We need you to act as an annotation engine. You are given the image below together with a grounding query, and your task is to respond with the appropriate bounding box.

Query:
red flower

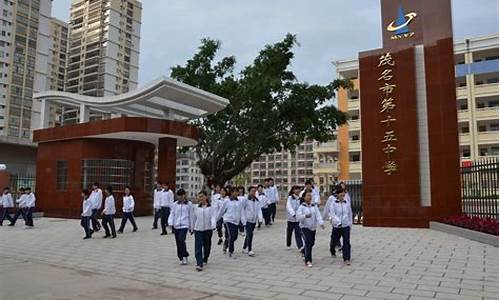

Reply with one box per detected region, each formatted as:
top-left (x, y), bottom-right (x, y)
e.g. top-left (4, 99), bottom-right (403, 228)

top-left (438, 215), bottom-right (498, 236)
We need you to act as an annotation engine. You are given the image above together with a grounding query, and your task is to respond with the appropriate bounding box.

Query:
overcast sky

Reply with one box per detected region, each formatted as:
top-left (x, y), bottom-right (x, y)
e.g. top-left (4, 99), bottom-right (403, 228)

top-left (52, 0), bottom-right (498, 86)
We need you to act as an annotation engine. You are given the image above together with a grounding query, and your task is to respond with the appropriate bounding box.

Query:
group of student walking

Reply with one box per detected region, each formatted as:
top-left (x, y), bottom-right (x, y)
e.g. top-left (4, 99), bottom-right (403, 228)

top-left (0, 187), bottom-right (36, 228)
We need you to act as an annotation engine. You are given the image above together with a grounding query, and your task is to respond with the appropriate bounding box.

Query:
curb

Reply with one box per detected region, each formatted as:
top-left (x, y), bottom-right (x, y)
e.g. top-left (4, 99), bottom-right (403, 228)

top-left (429, 221), bottom-right (498, 247)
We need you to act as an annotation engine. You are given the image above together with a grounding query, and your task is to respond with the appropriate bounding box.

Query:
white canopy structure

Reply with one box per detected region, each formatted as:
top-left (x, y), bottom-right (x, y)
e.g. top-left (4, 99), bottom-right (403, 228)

top-left (34, 76), bottom-right (229, 128)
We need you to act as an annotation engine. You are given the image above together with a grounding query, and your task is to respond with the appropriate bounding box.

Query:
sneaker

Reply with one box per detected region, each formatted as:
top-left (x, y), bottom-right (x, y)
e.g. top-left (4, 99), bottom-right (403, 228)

top-left (133, 227), bottom-right (138, 232)
top-left (103, 235), bottom-right (110, 238)
top-left (196, 266), bottom-right (203, 272)
top-left (344, 260), bottom-right (351, 266)
top-left (152, 226), bottom-right (158, 230)
top-left (298, 247), bottom-right (304, 254)
top-left (248, 251), bottom-right (255, 257)
top-left (240, 232), bottom-right (245, 237)
top-left (306, 262), bottom-right (313, 268)
top-left (242, 249), bottom-right (248, 254)
top-left (83, 236), bottom-right (91, 239)
top-left (331, 254), bottom-right (337, 258)
top-left (228, 253), bottom-right (232, 258)
top-left (160, 232), bottom-right (167, 236)
top-left (179, 260), bottom-right (184, 265)
top-left (111, 235), bottom-right (117, 239)
top-left (8, 223), bottom-right (14, 226)
top-left (217, 238), bottom-right (223, 245)
top-left (183, 257), bottom-right (189, 265)
top-left (287, 246), bottom-right (292, 251)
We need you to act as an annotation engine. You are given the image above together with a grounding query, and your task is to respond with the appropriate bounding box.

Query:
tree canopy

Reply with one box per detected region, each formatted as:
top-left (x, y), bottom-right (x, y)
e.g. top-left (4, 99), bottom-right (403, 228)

top-left (170, 33), bottom-right (351, 186)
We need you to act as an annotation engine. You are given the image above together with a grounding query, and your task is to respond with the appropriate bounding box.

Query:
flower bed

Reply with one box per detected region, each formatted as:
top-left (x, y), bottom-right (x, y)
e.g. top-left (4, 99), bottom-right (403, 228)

top-left (438, 215), bottom-right (498, 236)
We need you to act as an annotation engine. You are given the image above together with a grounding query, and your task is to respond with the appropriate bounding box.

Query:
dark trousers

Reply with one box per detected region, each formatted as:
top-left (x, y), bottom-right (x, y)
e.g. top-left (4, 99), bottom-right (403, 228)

top-left (80, 216), bottom-right (91, 237)
top-left (194, 230), bottom-right (212, 267)
top-left (91, 209), bottom-right (101, 231)
top-left (243, 222), bottom-right (256, 252)
top-left (331, 227), bottom-right (351, 261)
top-left (301, 228), bottom-right (316, 263)
top-left (152, 208), bottom-right (161, 228)
top-left (239, 221), bottom-right (245, 233)
top-left (261, 207), bottom-right (271, 225)
top-left (269, 203), bottom-right (277, 222)
top-left (223, 222), bottom-right (239, 254)
top-left (119, 212), bottom-right (137, 231)
top-left (10, 207), bottom-right (26, 225)
top-left (25, 207), bottom-right (33, 226)
top-left (0, 207), bottom-right (13, 224)
top-left (160, 206), bottom-right (170, 234)
top-left (174, 228), bottom-right (189, 261)
top-left (102, 214), bottom-right (116, 237)
top-left (216, 219), bottom-right (223, 238)
top-left (286, 221), bottom-right (303, 249)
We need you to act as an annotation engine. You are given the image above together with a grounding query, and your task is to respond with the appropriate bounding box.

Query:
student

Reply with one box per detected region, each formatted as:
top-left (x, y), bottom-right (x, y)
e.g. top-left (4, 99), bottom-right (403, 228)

top-left (160, 182), bottom-right (174, 236)
top-left (286, 185), bottom-right (304, 251)
top-left (152, 181), bottom-right (163, 230)
top-left (0, 187), bottom-right (14, 226)
top-left (264, 178), bottom-right (279, 224)
top-left (237, 186), bottom-right (246, 236)
top-left (192, 191), bottom-right (216, 271)
top-left (212, 185), bottom-right (225, 245)
top-left (118, 186), bottom-right (138, 233)
top-left (217, 186), bottom-right (243, 258)
top-left (241, 186), bottom-right (263, 257)
top-left (300, 180), bottom-right (321, 206)
top-left (9, 188), bottom-right (26, 226)
top-left (297, 189), bottom-right (324, 268)
top-left (89, 183), bottom-right (103, 232)
top-left (257, 185), bottom-right (270, 227)
top-left (81, 189), bottom-right (93, 239)
top-left (101, 186), bottom-right (117, 238)
top-left (24, 187), bottom-right (36, 228)
top-left (168, 189), bottom-right (192, 265)
top-left (339, 182), bottom-right (351, 204)
top-left (323, 188), bottom-right (341, 251)
top-left (326, 186), bottom-right (352, 265)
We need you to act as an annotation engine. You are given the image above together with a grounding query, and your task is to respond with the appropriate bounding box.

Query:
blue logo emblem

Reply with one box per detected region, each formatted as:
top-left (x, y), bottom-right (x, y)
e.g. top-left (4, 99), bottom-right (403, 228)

top-left (386, 4), bottom-right (417, 39)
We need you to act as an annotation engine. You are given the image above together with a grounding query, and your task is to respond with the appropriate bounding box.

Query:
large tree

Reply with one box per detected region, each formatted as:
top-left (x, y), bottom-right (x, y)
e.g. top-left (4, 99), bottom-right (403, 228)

top-left (170, 34), bottom-right (351, 186)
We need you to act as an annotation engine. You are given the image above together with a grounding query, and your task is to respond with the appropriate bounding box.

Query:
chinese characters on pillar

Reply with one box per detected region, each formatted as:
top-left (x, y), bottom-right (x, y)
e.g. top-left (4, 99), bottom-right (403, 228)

top-left (378, 53), bottom-right (398, 175)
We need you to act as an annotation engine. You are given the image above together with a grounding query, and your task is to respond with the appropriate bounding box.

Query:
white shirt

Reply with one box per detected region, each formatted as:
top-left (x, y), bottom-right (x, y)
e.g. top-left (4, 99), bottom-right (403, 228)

top-left (122, 195), bottom-right (135, 213)
top-left (241, 196), bottom-right (263, 225)
top-left (257, 192), bottom-right (269, 208)
top-left (1, 193), bottom-right (14, 208)
top-left (286, 194), bottom-right (301, 222)
top-left (90, 189), bottom-right (103, 210)
top-left (325, 197), bottom-right (353, 228)
top-left (217, 197), bottom-right (243, 225)
top-left (211, 193), bottom-right (224, 215)
top-left (192, 205), bottom-right (216, 231)
top-left (168, 201), bottom-right (192, 230)
top-left (103, 195), bottom-right (116, 215)
top-left (153, 188), bottom-right (163, 209)
top-left (297, 203), bottom-right (324, 231)
top-left (25, 192), bottom-right (36, 208)
top-left (264, 186), bottom-right (279, 204)
top-left (81, 198), bottom-right (93, 217)
top-left (16, 194), bottom-right (27, 208)
top-left (300, 187), bottom-right (321, 206)
top-left (160, 189), bottom-right (174, 208)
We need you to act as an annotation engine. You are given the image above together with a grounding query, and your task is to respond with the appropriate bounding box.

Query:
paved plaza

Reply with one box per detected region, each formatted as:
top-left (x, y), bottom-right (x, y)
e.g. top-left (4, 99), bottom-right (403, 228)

top-left (0, 215), bottom-right (498, 300)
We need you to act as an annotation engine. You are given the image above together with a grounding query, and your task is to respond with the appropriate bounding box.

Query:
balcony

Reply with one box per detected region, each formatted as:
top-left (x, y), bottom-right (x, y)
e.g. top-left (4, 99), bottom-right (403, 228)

top-left (349, 140), bottom-right (361, 151)
top-left (475, 106), bottom-right (499, 121)
top-left (455, 86), bottom-right (467, 98)
top-left (474, 83), bottom-right (499, 96)
top-left (348, 98), bottom-right (360, 110)
top-left (459, 133), bottom-right (471, 145)
top-left (313, 162), bottom-right (338, 174)
top-left (314, 141), bottom-right (338, 153)
top-left (350, 161), bottom-right (362, 172)
top-left (477, 131), bottom-right (499, 143)
top-left (349, 119), bottom-right (361, 131)
top-left (457, 109), bottom-right (469, 122)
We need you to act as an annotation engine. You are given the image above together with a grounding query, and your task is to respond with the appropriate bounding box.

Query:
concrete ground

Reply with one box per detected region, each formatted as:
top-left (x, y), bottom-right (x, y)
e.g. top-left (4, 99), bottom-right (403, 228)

top-left (0, 216), bottom-right (498, 300)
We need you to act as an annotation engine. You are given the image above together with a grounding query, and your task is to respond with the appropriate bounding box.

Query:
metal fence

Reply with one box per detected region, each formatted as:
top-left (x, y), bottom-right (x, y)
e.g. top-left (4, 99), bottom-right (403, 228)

top-left (345, 179), bottom-right (363, 224)
top-left (9, 174), bottom-right (37, 199)
top-left (461, 158), bottom-right (499, 220)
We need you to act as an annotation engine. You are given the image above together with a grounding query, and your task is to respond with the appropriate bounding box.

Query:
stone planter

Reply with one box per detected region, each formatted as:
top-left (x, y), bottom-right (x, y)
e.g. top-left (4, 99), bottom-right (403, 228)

top-left (429, 221), bottom-right (498, 247)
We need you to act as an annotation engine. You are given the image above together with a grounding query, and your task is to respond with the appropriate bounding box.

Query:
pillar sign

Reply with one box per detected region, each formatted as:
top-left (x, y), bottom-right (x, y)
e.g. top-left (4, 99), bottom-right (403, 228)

top-left (359, 0), bottom-right (461, 228)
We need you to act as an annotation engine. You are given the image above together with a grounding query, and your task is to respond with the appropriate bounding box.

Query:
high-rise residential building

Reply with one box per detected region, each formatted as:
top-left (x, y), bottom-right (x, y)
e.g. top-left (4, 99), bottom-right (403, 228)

top-left (66, 0), bottom-right (142, 97)
top-left (328, 34), bottom-right (499, 181)
top-left (176, 149), bottom-right (205, 199)
top-left (48, 17), bottom-right (68, 91)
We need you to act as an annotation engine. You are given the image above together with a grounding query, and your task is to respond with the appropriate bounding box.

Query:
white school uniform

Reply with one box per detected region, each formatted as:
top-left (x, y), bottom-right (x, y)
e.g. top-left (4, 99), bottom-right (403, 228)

top-left (25, 192), bottom-right (36, 208)
top-left (286, 194), bottom-right (301, 222)
top-left (82, 198), bottom-right (93, 217)
top-left (264, 186), bottom-right (279, 204)
top-left (217, 197), bottom-right (243, 225)
top-left (168, 201), bottom-right (193, 230)
top-left (16, 194), bottom-right (27, 208)
top-left (192, 205), bottom-right (216, 231)
top-left (300, 187), bottom-right (321, 206)
top-left (257, 192), bottom-right (270, 208)
top-left (90, 189), bottom-right (103, 210)
top-left (211, 193), bottom-right (224, 215)
top-left (1, 193), bottom-right (14, 208)
top-left (103, 195), bottom-right (116, 215)
top-left (296, 203), bottom-right (324, 231)
top-left (160, 189), bottom-right (174, 208)
top-left (153, 188), bottom-right (163, 209)
top-left (241, 196), bottom-right (263, 225)
top-left (122, 195), bottom-right (135, 213)
top-left (326, 199), bottom-right (353, 228)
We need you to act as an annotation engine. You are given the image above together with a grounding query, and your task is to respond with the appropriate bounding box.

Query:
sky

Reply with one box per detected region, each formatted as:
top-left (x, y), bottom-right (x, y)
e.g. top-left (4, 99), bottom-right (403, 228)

top-left (51, 0), bottom-right (499, 86)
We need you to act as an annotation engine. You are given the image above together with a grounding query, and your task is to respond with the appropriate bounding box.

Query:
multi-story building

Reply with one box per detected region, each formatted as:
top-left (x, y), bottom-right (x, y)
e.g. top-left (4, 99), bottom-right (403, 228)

top-left (176, 149), bottom-right (205, 199)
top-left (66, 0), bottom-right (141, 97)
top-left (48, 17), bottom-right (68, 91)
top-left (329, 34), bottom-right (499, 180)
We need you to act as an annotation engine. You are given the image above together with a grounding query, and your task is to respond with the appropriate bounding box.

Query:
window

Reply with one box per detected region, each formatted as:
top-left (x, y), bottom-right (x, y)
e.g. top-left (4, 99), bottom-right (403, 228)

top-left (81, 159), bottom-right (134, 191)
top-left (143, 161), bottom-right (152, 193)
top-left (56, 160), bottom-right (68, 191)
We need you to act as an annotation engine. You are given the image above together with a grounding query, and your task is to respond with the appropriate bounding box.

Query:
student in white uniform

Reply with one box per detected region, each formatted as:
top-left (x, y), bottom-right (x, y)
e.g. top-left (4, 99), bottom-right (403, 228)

top-left (101, 186), bottom-right (117, 239)
top-left (241, 186), bottom-right (263, 256)
top-left (286, 185), bottom-right (304, 251)
top-left (217, 186), bottom-right (243, 258)
top-left (160, 182), bottom-right (174, 236)
top-left (24, 187), bottom-right (36, 228)
top-left (192, 191), bottom-right (216, 271)
top-left (297, 189), bottom-right (324, 268)
top-left (152, 181), bottom-right (163, 230)
top-left (300, 180), bottom-right (321, 206)
top-left (325, 186), bottom-right (352, 265)
top-left (0, 187), bottom-right (14, 225)
top-left (89, 183), bottom-right (103, 232)
top-left (9, 187), bottom-right (26, 226)
top-left (264, 178), bottom-right (279, 224)
top-left (237, 186), bottom-right (246, 236)
top-left (169, 189), bottom-right (192, 265)
top-left (80, 189), bottom-right (93, 239)
top-left (257, 184), bottom-right (271, 227)
top-left (118, 186), bottom-right (138, 233)
top-left (212, 185), bottom-right (225, 245)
